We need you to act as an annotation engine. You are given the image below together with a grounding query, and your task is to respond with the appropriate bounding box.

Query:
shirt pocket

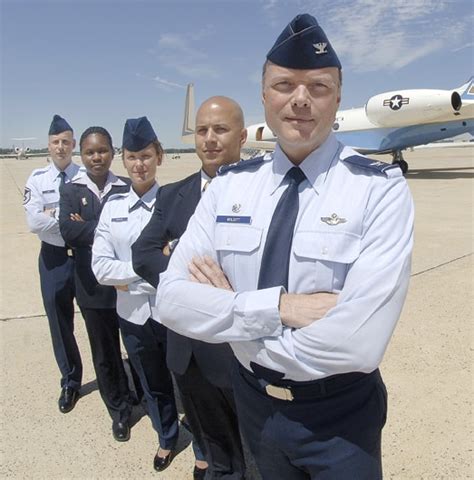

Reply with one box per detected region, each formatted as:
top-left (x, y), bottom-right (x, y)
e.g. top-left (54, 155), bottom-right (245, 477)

top-left (293, 230), bottom-right (361, 291)
top-left (215, 224), bottom-right (263, 290)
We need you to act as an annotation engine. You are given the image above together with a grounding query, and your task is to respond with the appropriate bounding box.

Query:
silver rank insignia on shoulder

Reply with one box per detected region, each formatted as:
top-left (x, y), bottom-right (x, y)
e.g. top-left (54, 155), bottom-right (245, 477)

top-left (321, 213), bottom-right (347, 226)
top-left (81, 197), bottom-right (88, 206)
top-left (313, 42), bottom-right (328, 54)
top-left (232, 203), bottom-right (241, 213)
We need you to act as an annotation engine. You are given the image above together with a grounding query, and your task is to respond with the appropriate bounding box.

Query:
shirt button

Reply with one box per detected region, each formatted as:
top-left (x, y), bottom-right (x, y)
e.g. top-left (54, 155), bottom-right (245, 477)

top-left (321, 247), bottom-right (328, 255)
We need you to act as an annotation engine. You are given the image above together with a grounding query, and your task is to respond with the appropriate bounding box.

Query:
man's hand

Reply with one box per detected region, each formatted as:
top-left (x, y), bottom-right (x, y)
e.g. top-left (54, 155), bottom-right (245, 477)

top-left (115, 285), bottom-right (129, 292)
top-left (189, 256), bottom-right (233, 291)
top-left (70, 213), bottom-right (85, 222)
top-left (162, 244), bottom-right (171, 257)
top-left (43, 207), bottom-right (56, 218)
top-left (279, 292), bottom-right (338, 329)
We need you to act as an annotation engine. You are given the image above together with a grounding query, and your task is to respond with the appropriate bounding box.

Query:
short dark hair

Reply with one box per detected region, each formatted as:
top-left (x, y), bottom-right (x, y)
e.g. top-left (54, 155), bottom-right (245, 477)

top-left (262, 60), bottom-right (343, 86)
top-left (79, 126), bottom-right (114, 151)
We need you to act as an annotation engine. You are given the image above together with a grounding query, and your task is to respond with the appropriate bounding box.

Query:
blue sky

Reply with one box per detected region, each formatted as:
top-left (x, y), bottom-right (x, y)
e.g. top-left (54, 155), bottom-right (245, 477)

top-left (1, 0), bottom-right (473, 149)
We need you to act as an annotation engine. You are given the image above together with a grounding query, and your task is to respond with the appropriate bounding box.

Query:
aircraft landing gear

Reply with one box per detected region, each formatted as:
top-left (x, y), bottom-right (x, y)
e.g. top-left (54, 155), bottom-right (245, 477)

top-left (391, 150), bottom-right (408, 174)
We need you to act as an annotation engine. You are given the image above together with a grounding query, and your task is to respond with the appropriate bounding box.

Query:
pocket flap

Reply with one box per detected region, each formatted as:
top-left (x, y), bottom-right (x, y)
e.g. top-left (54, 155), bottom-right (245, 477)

top-left (215, 224), bottom-right (263, 253)
top-left (293, 231), bottom-right (361, 263)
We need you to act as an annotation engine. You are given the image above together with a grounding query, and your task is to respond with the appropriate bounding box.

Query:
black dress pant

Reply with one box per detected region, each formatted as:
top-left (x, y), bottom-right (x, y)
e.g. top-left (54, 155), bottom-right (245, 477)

top-left (119, 318), bottom-right (179, 450)
top-left (174, 356), bottom-right (245, 479)
top-left (80, 307), bottom-right (132, 423)
top-left (233, 364), bottom-right (387, 480)
top-left (39, 243), bottom-right (82, 390)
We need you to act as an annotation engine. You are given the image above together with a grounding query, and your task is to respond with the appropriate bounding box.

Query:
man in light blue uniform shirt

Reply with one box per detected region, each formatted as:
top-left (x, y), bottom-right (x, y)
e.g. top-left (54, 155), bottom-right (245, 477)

top-left (156, 14), bottom-right (414, 480)
top-left (23, 114), bottom-right (84, 413)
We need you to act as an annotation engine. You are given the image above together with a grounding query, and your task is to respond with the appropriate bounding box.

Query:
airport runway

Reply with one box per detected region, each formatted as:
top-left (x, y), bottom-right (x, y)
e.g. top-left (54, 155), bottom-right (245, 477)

top-left (0, 148), bottom-right (472, 479)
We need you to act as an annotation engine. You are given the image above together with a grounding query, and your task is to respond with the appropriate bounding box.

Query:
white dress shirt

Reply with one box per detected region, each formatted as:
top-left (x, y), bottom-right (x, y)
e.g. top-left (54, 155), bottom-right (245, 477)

top-left (92, 183), bottom-right (159, 325)
top-left (24, 161), bottom-right (84, 246)
top-left (156, 134), bottom-right (414, 381)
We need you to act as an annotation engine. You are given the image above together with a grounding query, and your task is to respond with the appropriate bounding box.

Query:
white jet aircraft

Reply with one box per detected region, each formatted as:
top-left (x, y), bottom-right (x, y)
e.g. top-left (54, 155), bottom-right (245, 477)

top-left (182, 78), bottom-right (474, 173)
top-left (0, 137), bottom-right (45, 160)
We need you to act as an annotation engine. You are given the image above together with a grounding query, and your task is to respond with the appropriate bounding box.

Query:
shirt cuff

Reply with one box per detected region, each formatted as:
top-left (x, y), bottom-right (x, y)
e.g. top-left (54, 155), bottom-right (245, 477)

top-left (235, 286), bottom-right (284, 337)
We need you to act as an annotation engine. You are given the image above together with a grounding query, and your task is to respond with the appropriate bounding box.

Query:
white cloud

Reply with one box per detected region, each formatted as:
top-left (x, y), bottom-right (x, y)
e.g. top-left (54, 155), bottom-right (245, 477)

top-left (261, 0), bottom-right (472, 72)
top-left (153, 27), bottom-right (220, 79)
top-left (153, 76), bottom-right (186, 89)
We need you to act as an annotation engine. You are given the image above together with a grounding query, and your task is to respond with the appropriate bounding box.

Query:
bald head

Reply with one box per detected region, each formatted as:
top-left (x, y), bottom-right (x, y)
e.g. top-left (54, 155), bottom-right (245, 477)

top-left (195, 96), bottom-right (247, 177)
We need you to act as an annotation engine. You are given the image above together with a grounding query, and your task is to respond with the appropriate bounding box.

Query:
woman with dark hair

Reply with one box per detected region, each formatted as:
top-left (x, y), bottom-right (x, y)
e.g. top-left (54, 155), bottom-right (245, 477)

top-left (59, 126), bottom-right (134, 442)
top-left (91, 117), bottom-right (179, 472)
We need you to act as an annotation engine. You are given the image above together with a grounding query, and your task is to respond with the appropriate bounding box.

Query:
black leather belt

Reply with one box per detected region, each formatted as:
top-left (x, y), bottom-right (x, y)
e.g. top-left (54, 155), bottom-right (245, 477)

top-left (41, 242), bottom-right (74, 257)
top-left (238, 362), bottom-right (376, 401)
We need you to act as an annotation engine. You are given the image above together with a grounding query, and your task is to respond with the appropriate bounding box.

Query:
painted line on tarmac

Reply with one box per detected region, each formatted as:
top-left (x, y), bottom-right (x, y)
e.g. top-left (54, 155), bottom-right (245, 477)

top-left (411, 252), bottom-right (473, 278)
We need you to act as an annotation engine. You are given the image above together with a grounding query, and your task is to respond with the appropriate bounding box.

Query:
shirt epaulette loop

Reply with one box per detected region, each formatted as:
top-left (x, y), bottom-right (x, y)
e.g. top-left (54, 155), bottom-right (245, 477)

top-left (343, 155), bottom-right (399, 176)
top-left (218, 156), bottom-right (266, 176)
top-left (32, 168), bottom-right (48, 177)
top-left (108, 192), bottom-right (128, 203)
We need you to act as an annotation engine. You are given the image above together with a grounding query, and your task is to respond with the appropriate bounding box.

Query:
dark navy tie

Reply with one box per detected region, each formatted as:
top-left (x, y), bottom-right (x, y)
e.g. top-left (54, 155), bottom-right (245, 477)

top-left (59, 171), bottom-right (67, 186)
top-left (258, 166), bottom-right (306, 291)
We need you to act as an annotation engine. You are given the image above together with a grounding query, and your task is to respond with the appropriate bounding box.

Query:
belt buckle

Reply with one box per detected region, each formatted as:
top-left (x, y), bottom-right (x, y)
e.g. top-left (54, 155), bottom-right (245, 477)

top-left (265, 384), bottom-right (294, 401)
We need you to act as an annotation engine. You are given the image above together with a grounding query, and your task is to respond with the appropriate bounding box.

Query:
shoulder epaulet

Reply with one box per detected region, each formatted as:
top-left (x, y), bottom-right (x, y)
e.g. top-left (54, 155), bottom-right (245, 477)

top-left (343, 155), bottom-right (400, 176)
top-left (32, 167), bottom-right (49, 177)
top-left (107, 192), bottom-right (128, 203)
top-left (218, 156), bottom-right (266, 176)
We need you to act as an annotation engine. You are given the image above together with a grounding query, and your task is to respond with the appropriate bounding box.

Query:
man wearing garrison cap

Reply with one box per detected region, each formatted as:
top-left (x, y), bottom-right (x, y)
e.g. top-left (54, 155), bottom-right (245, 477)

top-left (156, 14), bottom-right (414, 479)
top-left (24, 115), bottom-right (85, 414)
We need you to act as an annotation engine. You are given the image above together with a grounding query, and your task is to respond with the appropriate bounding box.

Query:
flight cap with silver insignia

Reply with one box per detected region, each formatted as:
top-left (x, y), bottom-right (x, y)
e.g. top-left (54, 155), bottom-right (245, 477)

top-left (122, 116), bottom-right (157, 152)
top-left (49, 114), bottom-right (73, 135)
top-left (266, 13), bottom-right (341, 70)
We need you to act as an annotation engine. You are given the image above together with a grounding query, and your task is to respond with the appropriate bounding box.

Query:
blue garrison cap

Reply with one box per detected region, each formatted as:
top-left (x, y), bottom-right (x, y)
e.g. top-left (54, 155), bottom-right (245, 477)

top-left (122, 116), bottom-right (157, 151)
top-left (266, 14), bottom-right (341, 70)
top-left (48, 114), bottom-right (73, 135)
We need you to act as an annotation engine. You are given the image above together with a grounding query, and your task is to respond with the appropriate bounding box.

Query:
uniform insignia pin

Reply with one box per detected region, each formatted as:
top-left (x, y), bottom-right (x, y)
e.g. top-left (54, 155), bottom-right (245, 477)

top-left (321, 213), bottom-right (347, 226)
top-left (81, 197), bottom-right (88, 206)
top-left (232, 204), bottom-right (241, 213)
top-left (313, 42), bottom-right (328, 54)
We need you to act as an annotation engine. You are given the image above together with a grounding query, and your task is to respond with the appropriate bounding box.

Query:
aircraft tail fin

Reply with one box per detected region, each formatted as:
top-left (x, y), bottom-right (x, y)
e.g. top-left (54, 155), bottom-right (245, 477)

top-left (182, 83), bottom-right (195, 144)
top-left (455, 76), bottom-right (474, 102)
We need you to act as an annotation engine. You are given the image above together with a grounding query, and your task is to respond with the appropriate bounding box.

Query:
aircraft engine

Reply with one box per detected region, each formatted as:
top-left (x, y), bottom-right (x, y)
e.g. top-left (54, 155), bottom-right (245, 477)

top-left (365, 89), bottom-right (462, 127)
top-left (246, 123), bottom-right (275, 142)
top-left (25, 147), bottom-right (31, 153)
top-left (14, 147), bottom-right (21, 153)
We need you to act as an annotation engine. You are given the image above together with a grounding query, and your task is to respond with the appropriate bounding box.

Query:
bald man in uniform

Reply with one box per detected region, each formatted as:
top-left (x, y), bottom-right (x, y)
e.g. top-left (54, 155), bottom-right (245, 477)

top-left (132, 97), bottom-right (247, 480)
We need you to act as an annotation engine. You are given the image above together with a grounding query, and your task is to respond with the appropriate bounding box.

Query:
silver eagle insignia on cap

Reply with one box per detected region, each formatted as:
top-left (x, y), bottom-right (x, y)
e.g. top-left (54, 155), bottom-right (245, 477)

top-left (321, 213), bottom-right (347, 226)
top-left (313, 42), bottom-right (328, 54)
top-left (232, 203), bottom-right (241, 213)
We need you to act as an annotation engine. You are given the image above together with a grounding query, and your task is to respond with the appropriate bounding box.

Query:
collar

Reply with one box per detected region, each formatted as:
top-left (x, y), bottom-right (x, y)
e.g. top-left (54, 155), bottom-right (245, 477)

top-left (51, 161), bottom-right (79, 181)
top-left (128, 182), bottom-right (159, 211)
top-left (200, 169), bottom-right (213, 192)
top-left (270, 133), bottom-right (341, 195)
top-left (73, 171), bottom-right (127, 199)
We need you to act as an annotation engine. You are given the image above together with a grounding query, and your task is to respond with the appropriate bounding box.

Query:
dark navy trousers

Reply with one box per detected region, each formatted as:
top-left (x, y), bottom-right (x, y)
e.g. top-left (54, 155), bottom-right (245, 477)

top-left (119, 318), bottom-right (179, 450)
top-left (233, 365), bottom-right (387, 480)
top-left (38, 242), bottom-right (82, 390)
top-left (80, 307), bottom-right (133, 423)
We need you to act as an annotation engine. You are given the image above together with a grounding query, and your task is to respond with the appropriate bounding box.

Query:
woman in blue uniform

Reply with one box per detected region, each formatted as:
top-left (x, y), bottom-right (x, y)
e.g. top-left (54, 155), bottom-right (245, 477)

top-left (59, 126), bottom-right (134, 441)
top-left (91, 117), bottom-right (179, 472)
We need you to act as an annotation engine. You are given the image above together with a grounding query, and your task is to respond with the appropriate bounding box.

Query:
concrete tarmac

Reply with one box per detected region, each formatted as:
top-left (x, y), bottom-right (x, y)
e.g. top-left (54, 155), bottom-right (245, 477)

top-left (0, 148), bottom-right (472, 479)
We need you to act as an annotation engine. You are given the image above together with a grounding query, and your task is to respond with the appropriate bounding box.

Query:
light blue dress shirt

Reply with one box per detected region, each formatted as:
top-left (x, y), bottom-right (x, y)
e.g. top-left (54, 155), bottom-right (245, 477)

top-left (24, 161), bottom-right (84, 246)
top-left (92, 183), bottom-right (159, 325)
top-left (156, 134), bottom-right (414, 381)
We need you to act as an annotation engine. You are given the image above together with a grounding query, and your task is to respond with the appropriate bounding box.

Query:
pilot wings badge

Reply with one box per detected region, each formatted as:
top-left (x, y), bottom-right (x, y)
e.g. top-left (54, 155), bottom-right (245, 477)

top-left (321, 213), bottom-right (347, 226)
top-left (313, 42), bottom-right (328, 55)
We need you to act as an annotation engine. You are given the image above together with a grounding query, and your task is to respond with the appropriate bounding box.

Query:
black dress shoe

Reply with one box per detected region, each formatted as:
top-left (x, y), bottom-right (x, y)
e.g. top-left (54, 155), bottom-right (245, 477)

top-left (58, 387), bottom-right (79, 414)
top-left (193, 465), bottom-right (208, 480)
top-left (153, 450), bottom-right (174, 472)
top-left (112, 421), bottom-right (130, 442)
